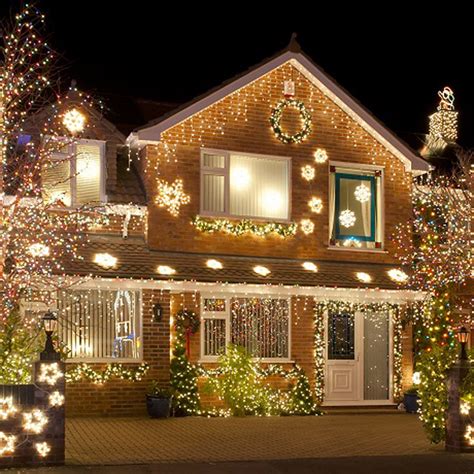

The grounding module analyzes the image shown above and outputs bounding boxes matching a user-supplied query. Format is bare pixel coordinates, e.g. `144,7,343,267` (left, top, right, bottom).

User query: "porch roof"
63,236,409,290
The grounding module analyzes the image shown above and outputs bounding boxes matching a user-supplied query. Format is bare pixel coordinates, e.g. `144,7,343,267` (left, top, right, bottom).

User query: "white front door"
324,310,392,405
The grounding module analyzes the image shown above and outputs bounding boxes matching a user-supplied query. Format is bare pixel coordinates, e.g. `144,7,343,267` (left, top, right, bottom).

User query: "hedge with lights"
270,98,312,144
65,363,149,384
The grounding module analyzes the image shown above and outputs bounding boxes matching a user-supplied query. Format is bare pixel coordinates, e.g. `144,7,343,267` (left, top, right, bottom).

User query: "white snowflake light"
0,432,16,456
62,108,86,134
460,400,471,416
38,363,64,386
300,219,315,235
28,243,50,258
387,268,409,283
308,197,323,213
339,209,356,228
49,391,65,407
465,425,474,446
301,165,315,181
313,148,328,164
0,397,17,420
354,184,371,203
155,178,190,217
23,409,48,434
35,442,51,457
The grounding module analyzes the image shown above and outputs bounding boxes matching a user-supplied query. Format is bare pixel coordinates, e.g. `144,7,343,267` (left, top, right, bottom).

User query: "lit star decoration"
35,442,51,457
465,425,474,446
0,432,16,456
339,209,356,228
301,165,315,181
308,197,323,213
313,148,328,164
354,184,371,203
0,397,17,420
37,363,63,386
460,400,471,416
49,391,65,407
23,409,48,434
62,108,86,134
300,219,315,235
155,178,190,217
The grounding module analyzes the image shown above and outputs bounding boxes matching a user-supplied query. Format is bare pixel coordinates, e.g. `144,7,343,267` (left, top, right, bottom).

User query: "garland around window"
270,98,312,144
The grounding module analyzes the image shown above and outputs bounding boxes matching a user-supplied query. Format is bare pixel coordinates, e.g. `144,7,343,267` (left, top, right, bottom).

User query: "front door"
324,310,391,404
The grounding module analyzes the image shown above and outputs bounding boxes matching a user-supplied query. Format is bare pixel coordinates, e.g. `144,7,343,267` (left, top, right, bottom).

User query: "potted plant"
403,386,419,413
146,381,173,418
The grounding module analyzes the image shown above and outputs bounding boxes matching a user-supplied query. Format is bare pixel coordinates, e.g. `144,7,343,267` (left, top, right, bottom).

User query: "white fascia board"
134,52,429,175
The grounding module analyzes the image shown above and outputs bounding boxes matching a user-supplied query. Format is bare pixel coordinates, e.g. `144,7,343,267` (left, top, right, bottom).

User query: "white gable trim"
135,51,429,174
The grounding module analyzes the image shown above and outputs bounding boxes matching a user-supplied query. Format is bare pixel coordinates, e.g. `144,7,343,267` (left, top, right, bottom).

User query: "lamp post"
40,310,60,361
458,326,469,361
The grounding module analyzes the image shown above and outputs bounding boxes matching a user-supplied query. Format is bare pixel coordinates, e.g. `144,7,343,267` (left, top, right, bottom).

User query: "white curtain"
375,177,383,243
229,154,289,220
329,173,335,240
76,143,102,205
360,180,371,238
202,174,225,213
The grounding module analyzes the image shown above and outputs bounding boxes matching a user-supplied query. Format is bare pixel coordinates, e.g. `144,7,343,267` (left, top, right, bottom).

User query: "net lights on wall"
62,108,86,134
387,269,409,283
93,253,117,269
253,265,271,277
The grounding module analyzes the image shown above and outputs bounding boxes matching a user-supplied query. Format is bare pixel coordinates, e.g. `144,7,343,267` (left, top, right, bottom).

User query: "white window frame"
57,288,143,364
200,293,292,363
328,160,385,252
46,138,107,207
200,148,292,222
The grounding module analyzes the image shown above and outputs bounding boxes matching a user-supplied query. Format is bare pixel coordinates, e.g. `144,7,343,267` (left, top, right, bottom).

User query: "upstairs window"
42,139,105,207
201,150,290,221
329,164,383,250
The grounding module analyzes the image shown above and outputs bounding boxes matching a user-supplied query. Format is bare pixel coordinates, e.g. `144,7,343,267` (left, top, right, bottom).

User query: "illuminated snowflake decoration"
0,432,16,456
35,442,51,458
308,197,323,213
155,178,190,217
62,108,86,134
301,165,315,181
23,409,48,434
38,363,64,386
460,401,471,416
313,148,328,164
387,269,409,283
28,243,50,258
354,184,371,203
339,209,356,228
465,425,474,446
300,219,315,235
49,391,65,407
0,397,17,420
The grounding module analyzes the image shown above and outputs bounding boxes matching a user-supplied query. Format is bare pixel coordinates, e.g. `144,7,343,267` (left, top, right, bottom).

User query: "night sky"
2,1,472,148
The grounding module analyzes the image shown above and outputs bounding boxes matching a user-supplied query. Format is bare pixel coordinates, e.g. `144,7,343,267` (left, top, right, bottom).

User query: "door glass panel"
364,311,389,400
328,312,354,360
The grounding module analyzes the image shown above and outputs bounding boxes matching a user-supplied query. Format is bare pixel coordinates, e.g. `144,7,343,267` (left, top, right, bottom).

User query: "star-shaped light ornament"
155,178,191,217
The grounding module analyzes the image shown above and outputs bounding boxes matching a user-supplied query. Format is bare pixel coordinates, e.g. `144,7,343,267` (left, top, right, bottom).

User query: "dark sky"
2,1,472,148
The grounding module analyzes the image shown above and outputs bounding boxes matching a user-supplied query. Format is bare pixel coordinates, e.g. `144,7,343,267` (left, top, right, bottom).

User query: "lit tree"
0,5,104,383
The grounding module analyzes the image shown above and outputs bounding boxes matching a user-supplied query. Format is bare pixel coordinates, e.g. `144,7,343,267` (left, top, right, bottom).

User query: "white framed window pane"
75,143,102,205
57,289,141,360
203,318,227,356
42,158,72,206
203,298,226,312
231,297,289,359
229,154,289,220
203,153,225,169
202,174,225,213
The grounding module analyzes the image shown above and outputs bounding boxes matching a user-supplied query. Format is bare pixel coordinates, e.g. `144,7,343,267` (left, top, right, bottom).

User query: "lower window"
57,289,141,361
201,296,290,360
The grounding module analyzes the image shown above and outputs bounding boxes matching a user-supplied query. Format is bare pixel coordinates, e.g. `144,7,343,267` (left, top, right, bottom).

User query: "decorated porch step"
324,406,401,416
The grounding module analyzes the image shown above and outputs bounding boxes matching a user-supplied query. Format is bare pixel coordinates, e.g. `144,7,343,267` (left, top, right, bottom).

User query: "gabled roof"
133,39,429,175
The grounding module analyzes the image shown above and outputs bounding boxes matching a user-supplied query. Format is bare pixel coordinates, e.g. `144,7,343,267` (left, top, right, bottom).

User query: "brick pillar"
445,361,474,452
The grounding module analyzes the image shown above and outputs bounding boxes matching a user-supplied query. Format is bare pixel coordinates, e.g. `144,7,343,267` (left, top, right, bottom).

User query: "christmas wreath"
174,309,200,334
270,98,312,144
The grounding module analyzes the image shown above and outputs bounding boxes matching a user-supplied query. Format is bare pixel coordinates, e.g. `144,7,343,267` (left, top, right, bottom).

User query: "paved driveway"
66,413,447,465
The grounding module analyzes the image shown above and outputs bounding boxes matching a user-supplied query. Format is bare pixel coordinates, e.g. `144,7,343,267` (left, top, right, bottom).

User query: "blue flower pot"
146,395,172,418
403,393,419,413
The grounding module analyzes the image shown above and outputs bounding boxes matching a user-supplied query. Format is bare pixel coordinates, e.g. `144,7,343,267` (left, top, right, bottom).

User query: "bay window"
42,139,105,207
329,164,383,249
201,295,290,361
201,150,291,220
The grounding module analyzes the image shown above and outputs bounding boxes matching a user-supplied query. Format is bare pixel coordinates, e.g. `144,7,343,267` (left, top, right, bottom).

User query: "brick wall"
65,290,170,417
142,62,412,264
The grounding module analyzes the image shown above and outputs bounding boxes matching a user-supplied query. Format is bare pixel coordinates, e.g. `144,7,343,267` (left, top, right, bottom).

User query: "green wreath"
174,309,200,334
270,98,312,144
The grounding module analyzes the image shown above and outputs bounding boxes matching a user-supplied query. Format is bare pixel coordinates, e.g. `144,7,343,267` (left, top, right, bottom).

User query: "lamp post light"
40,310,60,361
458,326,469,361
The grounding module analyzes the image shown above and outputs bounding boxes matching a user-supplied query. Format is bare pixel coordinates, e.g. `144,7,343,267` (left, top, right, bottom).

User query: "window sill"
198,359,295,364
327,246,388,254
65,358,143,364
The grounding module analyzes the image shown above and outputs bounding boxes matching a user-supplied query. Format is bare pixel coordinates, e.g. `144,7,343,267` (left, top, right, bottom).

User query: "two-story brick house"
21,40,432,416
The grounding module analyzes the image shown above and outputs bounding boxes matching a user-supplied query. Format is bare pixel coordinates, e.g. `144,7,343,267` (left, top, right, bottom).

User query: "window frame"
328,161,385,251
58,288,143,364
200,148,292,222
199,293,292,363
45,138,107,207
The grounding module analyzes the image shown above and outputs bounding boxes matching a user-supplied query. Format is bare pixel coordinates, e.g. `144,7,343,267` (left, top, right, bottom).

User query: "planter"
403,393,419,413
146,395,172,418
0,384,34,406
